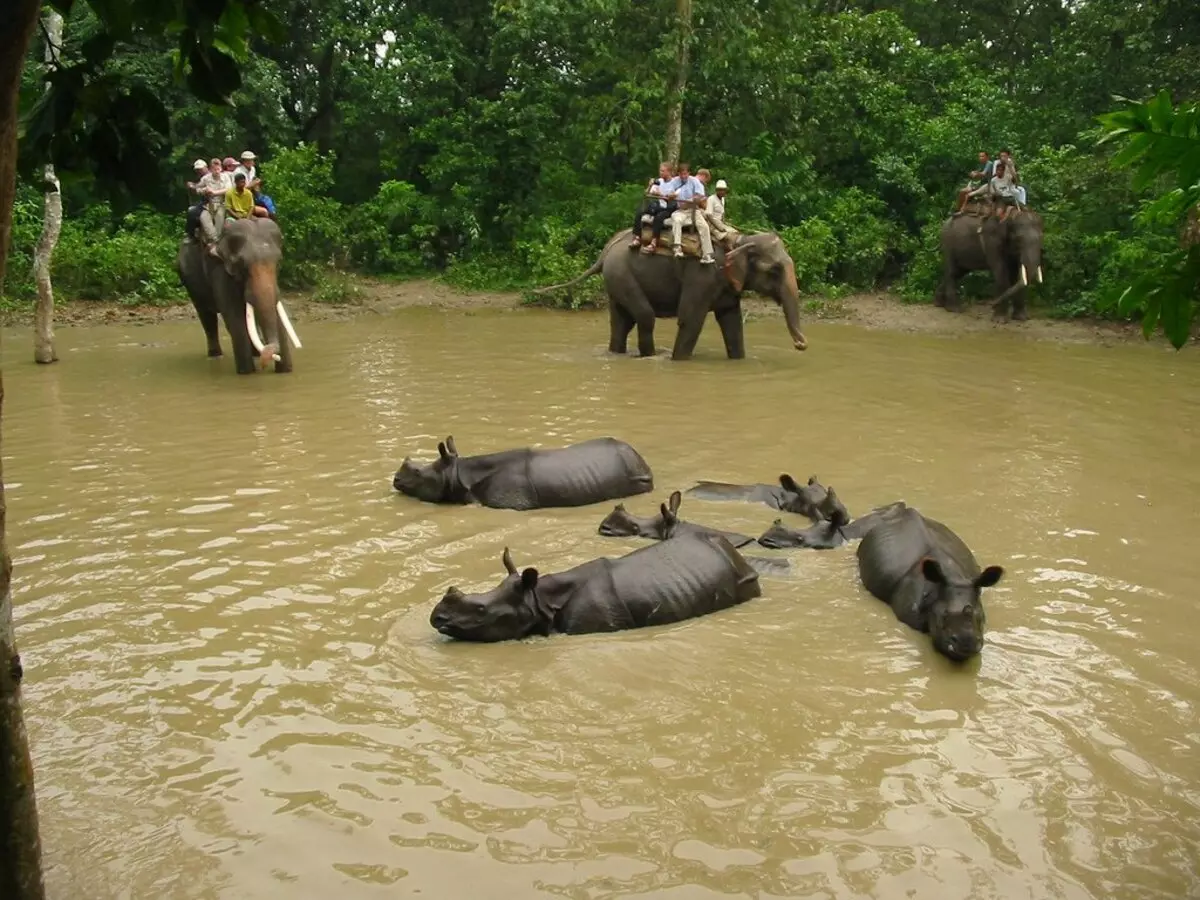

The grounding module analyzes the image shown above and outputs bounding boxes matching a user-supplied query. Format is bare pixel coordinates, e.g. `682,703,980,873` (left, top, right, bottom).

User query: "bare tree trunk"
0,1,49,897
664,0,693,164
33,11,63,366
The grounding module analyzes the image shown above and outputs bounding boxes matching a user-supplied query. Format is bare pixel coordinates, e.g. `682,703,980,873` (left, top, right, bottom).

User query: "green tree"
1097,90,1200,348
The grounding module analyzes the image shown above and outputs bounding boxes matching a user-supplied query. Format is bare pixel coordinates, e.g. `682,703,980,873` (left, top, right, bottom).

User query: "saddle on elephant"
636,199,740,259
956,197,1032,222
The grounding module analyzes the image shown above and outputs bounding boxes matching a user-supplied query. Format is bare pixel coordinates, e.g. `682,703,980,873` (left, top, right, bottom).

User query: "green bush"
780,219,837,289
266,144,348,287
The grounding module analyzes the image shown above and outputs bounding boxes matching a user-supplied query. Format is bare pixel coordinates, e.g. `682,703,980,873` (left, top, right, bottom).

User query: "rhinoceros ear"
521,568,539,591
668,491,682,515
437,442,451,461
445,436,459,457
976,565,1004,588
779,474,801,493
921,557,947,584
502,547,518,575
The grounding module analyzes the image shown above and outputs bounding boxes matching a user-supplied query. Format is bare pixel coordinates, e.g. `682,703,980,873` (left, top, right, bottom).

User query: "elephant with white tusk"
934,207,1045,322
176,217,302,374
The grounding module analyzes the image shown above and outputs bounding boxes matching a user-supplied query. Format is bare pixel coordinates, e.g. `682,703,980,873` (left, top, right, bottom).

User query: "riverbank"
0,275,1187,348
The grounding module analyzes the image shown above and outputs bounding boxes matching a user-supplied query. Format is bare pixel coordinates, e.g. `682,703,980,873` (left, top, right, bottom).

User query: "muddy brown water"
4,309,1199,899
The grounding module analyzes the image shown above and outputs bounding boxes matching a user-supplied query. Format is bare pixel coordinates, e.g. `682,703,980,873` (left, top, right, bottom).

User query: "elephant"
176,217,303,374
534,230,808,360
392,436,654,510
686,475,850,524
429,537,761,642
598,490,757,548
935,208,1044,321
758,501,908,550
856,506,1004,662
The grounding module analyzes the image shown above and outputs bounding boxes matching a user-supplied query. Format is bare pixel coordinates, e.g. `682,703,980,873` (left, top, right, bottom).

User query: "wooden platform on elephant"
958,199,1033,220
634,223,740,259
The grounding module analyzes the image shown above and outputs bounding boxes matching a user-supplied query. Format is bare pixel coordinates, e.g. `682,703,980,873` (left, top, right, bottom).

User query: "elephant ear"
723,242,753,293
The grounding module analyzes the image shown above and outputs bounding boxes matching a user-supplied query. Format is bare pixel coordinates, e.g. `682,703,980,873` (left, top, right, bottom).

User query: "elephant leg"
940,262,965,312
672,290,712,361
608,299,636,354
620,285,657,358
715,306,745,359
193,302,223,357
217,297,257,374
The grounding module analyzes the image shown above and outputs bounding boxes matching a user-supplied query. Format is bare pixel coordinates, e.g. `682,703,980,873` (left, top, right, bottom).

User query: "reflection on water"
4,309,1199,899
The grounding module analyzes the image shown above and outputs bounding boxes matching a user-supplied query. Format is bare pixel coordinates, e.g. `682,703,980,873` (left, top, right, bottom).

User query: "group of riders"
624,148,1028,266
184,151,276,258
953,148,1029,221
628,161,736,264
182,146,1024,264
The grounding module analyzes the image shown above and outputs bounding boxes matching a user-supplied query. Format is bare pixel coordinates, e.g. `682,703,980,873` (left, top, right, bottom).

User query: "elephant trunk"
245,262,282,364
780,260,807,351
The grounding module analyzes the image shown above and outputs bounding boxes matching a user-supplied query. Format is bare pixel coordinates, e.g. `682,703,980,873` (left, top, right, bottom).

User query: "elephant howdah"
686,475,850,524
936,205,1045,321
429,537,762,642
758,501,908,550
855,506,1004,662
598,490,757,548
176,217,302,374
534,231,808,360
392,436,654,510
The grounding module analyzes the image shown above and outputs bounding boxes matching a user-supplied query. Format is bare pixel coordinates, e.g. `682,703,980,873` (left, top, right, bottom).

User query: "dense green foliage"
7,0,1198,326
1097,91,1200,348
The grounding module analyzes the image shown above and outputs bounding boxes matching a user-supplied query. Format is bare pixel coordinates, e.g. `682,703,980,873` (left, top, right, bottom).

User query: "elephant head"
218,218,302,367
1008,211,1044,288
724,234,807,351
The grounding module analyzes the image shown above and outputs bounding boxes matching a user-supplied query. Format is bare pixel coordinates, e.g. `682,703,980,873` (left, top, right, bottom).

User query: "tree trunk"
33,10,64,366
664,0,693,165
0,1,50,898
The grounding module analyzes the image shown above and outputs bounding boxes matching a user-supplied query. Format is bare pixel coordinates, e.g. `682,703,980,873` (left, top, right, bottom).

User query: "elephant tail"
530,231,623,295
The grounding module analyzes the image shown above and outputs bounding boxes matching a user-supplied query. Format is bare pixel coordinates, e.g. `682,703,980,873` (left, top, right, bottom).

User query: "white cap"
193,159,207,170
240,150,256,161
715,179,728,189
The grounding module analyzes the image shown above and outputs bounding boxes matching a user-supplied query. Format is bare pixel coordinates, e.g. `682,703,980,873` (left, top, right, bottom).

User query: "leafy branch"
1097,90,1200,348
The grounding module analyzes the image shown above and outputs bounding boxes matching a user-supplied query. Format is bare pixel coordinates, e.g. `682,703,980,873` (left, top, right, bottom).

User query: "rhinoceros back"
524,438,654,508
605,533,760,628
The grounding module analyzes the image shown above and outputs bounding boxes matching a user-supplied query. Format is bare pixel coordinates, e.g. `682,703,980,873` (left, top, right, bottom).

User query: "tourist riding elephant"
534,231,808,360
176,217,302,374
935,209,1044,321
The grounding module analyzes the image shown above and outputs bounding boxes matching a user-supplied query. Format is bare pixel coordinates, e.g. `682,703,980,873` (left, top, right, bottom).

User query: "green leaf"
1159,288,1193,349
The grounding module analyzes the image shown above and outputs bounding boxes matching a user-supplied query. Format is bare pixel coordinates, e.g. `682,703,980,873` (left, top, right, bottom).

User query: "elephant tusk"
245,303,266,353
277,300,303,349
1020,265,1028,286
1037,265,1043,283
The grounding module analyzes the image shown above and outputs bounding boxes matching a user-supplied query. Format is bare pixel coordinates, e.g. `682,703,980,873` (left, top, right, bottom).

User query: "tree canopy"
2,0,1197,339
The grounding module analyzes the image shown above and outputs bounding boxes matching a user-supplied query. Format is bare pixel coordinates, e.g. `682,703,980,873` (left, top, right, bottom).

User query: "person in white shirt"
197,158,233,256
707,179,728,231
664,163,715,264
235,150,260,190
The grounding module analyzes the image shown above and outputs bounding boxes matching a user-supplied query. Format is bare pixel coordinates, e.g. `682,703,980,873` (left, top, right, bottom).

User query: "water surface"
5,309,1198,898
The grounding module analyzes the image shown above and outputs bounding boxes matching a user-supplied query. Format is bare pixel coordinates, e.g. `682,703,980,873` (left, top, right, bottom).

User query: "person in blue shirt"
631,161,677,250
252,184,277,220
662,162,715,264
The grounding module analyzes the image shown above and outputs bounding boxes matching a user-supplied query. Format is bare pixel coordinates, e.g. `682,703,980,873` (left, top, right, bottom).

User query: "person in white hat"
186,159,209,200
705,178,736,245
235,150,260,190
